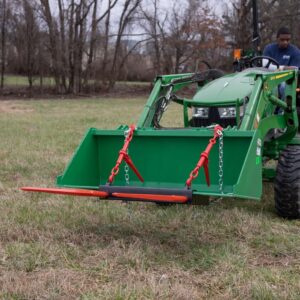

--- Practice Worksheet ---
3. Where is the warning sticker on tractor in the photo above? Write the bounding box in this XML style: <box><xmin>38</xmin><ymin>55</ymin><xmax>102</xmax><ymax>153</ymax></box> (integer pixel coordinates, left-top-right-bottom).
<box><xmin>256</xmin><ymin>138</ymin><xmax>262</xmax><ymax>165</ymax></box>
<box><xmin>256</xmin><ymin>147</ymin><xmax>261</xmax><ymax>156</ymax></box>
<box><xmin>257</xmin><ymin>138</ymin><xmax>262</xmax><ymax>147</ymax></box>
<box><xmin>254</xmin><ymin>113</ymin><xmax>260</xmax><ymax>129</ymax></box>
<box><xmin>256</xmin><ymin>113</ymin><xmax>260</xmax><ymax>123</ymax></box>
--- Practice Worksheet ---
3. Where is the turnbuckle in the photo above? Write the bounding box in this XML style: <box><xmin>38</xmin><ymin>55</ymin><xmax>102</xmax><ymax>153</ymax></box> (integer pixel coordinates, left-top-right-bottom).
<box><xmin>107</xmin><ymin>125</ymin><xmax>144</xmax><ymax>184</ymax></box>
<box><xmin>186</xmin><ymin>125</ymin><xmax>223</xmax><ymax>188</ymax></box>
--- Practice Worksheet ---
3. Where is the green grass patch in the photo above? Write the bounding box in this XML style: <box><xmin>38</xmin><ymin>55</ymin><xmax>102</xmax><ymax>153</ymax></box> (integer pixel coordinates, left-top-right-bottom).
<box><xmin>0</xmin><ymin>98</ymin><xmax>300</xmax><ymax>299</ymax></box>
<box><xmin>2</xmin><ymin>75</ymin><xmax>150</xmax><ymax>88</ymax></box>
<box><xmin>3</xmin><ymin>75</ymin><xmax>55</xmax><ymax>87</ymax></box>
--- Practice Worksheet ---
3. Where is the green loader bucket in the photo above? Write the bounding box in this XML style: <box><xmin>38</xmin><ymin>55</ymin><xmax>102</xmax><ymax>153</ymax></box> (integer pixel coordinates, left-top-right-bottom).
<box><xmin>57</xmin><ymin>126</ymin><xmax>262</xmax><ymax>200</ymax></box>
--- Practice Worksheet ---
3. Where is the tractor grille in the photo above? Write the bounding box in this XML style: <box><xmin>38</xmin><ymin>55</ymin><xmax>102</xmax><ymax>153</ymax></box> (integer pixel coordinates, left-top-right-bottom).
<box><xmin>190</xmin><ymin>107</ymin><xmax>236</xmax><ymax>127</ymax></box>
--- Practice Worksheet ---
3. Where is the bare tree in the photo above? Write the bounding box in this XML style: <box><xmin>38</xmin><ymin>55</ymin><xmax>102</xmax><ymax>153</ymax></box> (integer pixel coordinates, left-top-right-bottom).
<box><xmin>67</xmin><ymin>0</ymin><xmax>94</xmax><ymax>93</ymax></box>
<box><xmin>39</xmin><ymin>0</ymin><xmax>61</xmax><ymax>92</ymax></box>
<box><xmin>58</xmin><ymin>0</ymin><xmax>67</xmax><ymax>90</ymax></box>
<box><xmin>108</xmin><ymin>0</ymin><xmax>142</xmax><ymax>89</ymax></box>
<box><xmin>84</xmin><ymin>0</ymin><xmax>119</xmax><ymax>88</ymax></box>
<box><xmin>139</xmin><ymin>0</ymin><xmax>165</xmax><ymax>74</ymax></box>
<box><xmin>0</xmin><ymin>0</ymin><xmax>6</xmax><ymax>88</ymax></box>
<box><xmin>222</xmin><ymin>0</ymin><xmax>252</xmax><ymax>50</ymax></box>
<box><xmin>2</xmin><ymin>0</ymin><xmax>300</xmax><ymax>95</ymax></box>
<box><xmin>161</xmin><ymin>0</ymin><xmax>224</xmax><ymax>73</ymax></box>
<box><xmin>23</xmin><ymin>0</ymin><xmax>39</xmax><ymax>89</ymax></box>
<box><xmin>9</xmin><ymin>0</ymin><xmax>40</xmax><ymax>91</ymax></box>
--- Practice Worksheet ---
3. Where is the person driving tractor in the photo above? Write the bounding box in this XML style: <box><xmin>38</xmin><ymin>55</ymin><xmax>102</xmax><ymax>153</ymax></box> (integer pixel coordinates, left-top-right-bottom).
<box><xmin>263</xmin><ymin>27</ymin><xmax>300</xmax><ymax>100</ymax></box>
<box><xmin>263</xmin><ymin>27</ymin><xmax>300</xmax><ymax>71</ymax></box>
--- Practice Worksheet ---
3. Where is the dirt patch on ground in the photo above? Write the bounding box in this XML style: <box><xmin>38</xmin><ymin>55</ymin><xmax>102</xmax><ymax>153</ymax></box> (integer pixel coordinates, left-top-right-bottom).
<box><xmin>0</xmin><ymin>102</ymin><xmax>34</xmax><ymax>113</ymax></box>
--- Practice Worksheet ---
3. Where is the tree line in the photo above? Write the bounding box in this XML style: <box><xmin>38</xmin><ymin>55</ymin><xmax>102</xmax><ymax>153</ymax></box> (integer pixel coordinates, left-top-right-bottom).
<box><xmin>1</xmin><ymin>0</ymin><xmax>300</xmax><ymax>94</ymax></box>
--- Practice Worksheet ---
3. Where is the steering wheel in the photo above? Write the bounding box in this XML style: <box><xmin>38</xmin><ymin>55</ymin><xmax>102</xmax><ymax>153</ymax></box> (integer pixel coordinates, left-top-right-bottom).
<box><xmin>249</xmin><ymin>56</ymin><xmax>280</xmax><ymax>69</ymax></box>
<box><xmin>192</xmin><ymin>69</ymin><xmax>225</xmax><ymax>86</ymax></box>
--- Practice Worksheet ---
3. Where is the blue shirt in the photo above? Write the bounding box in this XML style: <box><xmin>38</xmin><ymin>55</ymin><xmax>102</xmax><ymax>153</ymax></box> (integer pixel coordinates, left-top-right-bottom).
<box><xmin>263</xmin><ymin>43</ymin><xmax>300</xmax><ymax>68</ymax></box>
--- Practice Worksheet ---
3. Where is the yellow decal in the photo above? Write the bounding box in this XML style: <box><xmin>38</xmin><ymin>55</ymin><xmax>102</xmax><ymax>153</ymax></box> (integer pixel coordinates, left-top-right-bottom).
<box><xmin>270</xmin><ymin>72</ymin><xmax>292</xmax><ymax>80</ymax></box>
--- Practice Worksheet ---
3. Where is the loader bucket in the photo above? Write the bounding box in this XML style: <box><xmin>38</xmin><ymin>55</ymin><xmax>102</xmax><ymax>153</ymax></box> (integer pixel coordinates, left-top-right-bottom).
<box><xmin>56</xmin><ymin>126</ymin><xmax>262</xmax><ymax>200</ymax></box>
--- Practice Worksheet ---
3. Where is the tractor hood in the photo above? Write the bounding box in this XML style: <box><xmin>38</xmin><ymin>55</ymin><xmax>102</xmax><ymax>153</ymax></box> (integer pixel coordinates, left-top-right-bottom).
<box><xmin>193</xmin><ymin>68</ymin><xmax>270</xmax><ymax>106</ymax></box>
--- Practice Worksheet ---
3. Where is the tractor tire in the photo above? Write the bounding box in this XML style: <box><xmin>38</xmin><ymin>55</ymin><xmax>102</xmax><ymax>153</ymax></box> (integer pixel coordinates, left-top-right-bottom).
<box><xmin>296</xmin><ymin>90</ymin><xmax>300</xmax><ymax>132</ymax></box>
<box><xmin>297</xmin><ymin>107</ymin><xmax>300</xmax><ymax>132</ymax></box>
<box><xmin>274</xmin><ymin>145</ymin><xmax>300</xmax><ymax>219</ymax></box>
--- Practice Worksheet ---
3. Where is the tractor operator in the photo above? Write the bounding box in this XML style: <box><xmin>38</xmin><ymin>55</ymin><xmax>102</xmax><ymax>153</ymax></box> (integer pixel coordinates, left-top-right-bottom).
<box><xmin>263</xmin><ymin>27</ymin><xmax>300</xmax><ymax>71</ymax></box>
<box><xmin>263</xmin><ymin>27</ymin><xmax>300</xmax><ymax>100</ymax></box>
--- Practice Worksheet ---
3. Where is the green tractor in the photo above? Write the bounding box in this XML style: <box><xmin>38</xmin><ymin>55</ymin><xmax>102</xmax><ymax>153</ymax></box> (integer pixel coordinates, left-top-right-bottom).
<box><xmin>22</xmin><ymin>56</ymin><xmax>300</xmax><ymax>218</ymax></box>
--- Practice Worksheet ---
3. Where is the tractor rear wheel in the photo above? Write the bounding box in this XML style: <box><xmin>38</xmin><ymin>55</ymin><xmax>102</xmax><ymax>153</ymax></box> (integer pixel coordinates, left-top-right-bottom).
<box><xmin>274</xmin><ymin>145</ymin><xmax>300</xmax><ymax>218</ymax></box>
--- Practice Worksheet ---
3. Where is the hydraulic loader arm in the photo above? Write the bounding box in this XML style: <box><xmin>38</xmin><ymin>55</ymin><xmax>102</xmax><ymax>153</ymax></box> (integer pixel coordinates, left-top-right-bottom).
<box><xmin>137</xmin><ymin>74</ymin><xmax>195</xmax><ymax>128</ymax></box>
<box><xmin>240</xmin><ymin>69</ymin><xmax>298</xmax><ymax>140</ymax></box>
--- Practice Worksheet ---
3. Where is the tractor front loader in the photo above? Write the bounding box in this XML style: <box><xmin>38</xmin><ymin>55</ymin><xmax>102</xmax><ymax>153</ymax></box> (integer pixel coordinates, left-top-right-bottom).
<box><xmin>22</xmin><ymin>63</ymin><xmax>300</xmax><ymax>218</ymax></box>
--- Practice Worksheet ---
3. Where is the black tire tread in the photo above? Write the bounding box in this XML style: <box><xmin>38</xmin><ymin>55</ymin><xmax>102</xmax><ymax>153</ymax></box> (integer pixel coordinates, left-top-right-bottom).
<box><xmin>274</xmin><ymin>145</ymin><xmax>300</xmax><ymax>219</ymax></box>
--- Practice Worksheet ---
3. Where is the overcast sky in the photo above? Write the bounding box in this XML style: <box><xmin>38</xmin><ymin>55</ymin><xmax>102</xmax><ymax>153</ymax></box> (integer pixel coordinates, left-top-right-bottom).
<box><xmin>48</xmin><ymin>0</ymin><xmax>231</xmax><ymax>35</ymax></box>
<box><xmin>49</xmin><ymin>0</ymin><xmax>230</xmax><ymax>17</ymax></box>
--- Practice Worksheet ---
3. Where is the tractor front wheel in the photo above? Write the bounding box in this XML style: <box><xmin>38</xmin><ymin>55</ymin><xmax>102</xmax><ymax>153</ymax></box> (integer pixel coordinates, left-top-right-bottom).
<box><xmin>274</xmin><ymin>145</ymin><xmax>300</xmax><ymax>218</ymax></box>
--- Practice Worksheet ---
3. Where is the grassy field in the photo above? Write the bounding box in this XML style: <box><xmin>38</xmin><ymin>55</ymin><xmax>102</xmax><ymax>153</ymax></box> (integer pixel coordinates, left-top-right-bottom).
<box><xmin>3</xmin><ymin>76</ymin><xmax>55</xmax><ymax>87</ymax></box>
<box><xmin>2</xmin><ymin>75</ymin><xmax>150</xmax><ymax>88</ymax></box>
<box><xmin>0</xmin><ymin>98</ymin><xmax>300</xmax><ymax>299</ymax></box>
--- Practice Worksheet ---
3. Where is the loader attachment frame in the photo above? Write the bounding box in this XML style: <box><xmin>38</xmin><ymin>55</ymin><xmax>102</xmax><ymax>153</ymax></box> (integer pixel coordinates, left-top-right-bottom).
<box><xmin>22</xmin><ymin>68</ymin><xmax>300</xmax><ymax>203</ymax></box>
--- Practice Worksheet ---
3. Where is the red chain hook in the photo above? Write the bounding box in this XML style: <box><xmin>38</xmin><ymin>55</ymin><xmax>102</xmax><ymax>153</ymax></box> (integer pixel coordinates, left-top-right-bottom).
<box><xmin>186</xmin><ymin>125</ymin><xmax>223</xmax><ymax>188</ymax></box>
<box><xmin>108</xmin><ymin>124</ymin><xmax>144</xmax><ymax>184</ymax></box>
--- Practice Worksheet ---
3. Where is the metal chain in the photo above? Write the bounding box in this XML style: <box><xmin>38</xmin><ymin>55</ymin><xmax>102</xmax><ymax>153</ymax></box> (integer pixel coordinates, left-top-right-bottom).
<box><xmin>218</xmin><ymin>129</ymin><xmax>224</xmax><ymax>194</ymax></box>
<box><xmin>124</xmin><ymin>129</ymin><xmax>130</xmax><ymax>185</ymax></box>
<box><xmin>124</xmin><ymin>158</ymin><xmax>130</xmax><ymax>185</ymax></box>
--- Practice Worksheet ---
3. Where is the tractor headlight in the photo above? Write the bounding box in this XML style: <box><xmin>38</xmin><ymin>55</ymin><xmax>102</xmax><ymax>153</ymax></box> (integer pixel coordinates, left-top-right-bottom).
<box><xmin>218</xmin><ymin>107</ymin><xmax>237</xmax><ymax>118</ymax></box>
<box><xmin>218</xmin><ymin>106</ymin><xmax>245</xmax><ymax>118</ymax></box>
<box><xmin>193</xmin><ymin>107</ymin><xmax>209</xmax><ymax>118</ymax></box>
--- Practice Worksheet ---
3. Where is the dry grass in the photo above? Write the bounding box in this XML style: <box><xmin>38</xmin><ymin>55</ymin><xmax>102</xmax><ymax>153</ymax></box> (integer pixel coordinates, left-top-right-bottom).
<box><xmin>0</xmin><ymin>98</ymin><xmax>300</xmax><ymax>299</ymax></box>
